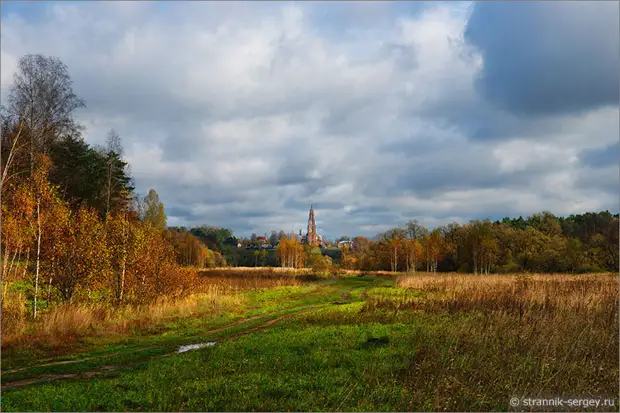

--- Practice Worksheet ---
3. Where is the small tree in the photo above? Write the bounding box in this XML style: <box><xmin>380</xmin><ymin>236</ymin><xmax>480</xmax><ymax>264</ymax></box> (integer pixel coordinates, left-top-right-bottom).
<box><xmin>141</xmin><ymin>189</ymin><xmax>167</xmax><ymax>229</ymax></box>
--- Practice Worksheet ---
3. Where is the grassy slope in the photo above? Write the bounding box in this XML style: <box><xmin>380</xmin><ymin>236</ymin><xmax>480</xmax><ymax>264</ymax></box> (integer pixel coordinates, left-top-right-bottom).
<box><xmin>2</xmin><ymin>275</ymin><xmax>618</xmax><ymax>412</ymax></box>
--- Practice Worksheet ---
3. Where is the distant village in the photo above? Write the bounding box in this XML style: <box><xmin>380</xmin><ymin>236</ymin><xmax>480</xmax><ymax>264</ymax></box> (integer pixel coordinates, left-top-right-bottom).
<box><xmin>237</xmin><ymin>205</ymin><xmax>353</xmax><ymax>250</ymax></box>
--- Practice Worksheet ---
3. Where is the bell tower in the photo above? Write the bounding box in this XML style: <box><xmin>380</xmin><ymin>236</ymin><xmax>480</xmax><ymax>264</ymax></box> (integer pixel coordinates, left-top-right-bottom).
<box><xmin>306</xmin><ymin>204</ymin><xmax>318</xmax><ymax>246</ymax></box>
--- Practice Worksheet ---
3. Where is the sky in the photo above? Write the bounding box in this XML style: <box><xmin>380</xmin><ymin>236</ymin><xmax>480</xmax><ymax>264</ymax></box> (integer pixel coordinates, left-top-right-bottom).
<box><xmin>1</xmin><ymin>1</ymin><xmax>618</xmax><ymax>239</ymax></box>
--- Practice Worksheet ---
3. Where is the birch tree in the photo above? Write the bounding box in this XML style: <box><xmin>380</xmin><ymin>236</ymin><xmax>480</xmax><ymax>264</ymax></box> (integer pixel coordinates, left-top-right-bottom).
<box><xmin>7</xmin><ymin>54</ymin><xmax>85</xmax><ymax>174</ymax></box>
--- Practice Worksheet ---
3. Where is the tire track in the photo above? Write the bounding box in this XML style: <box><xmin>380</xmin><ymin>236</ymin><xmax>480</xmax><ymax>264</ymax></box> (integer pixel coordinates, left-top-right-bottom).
<box><xmin>3</xmin><ymin>307</ymin><xmax>295</xmax><ymax>375</ymax></box>
<box><xmin>3</xmin><ymin>346</ymin><xmax>158</xmax><ymax>375</ymax></box>
<box><xmin>2</xmin><ymin>306</ymin><xmax>323</xmax><ymax>389</ymax></box>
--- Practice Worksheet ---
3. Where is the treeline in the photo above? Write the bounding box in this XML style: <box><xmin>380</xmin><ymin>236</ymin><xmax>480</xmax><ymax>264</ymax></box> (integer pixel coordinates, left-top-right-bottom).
<box><xmin>167</xmin><ymin>227</ymin><xmax>320</xmax><ymax>269</ymax></box>
<box><xmin>339</xmin><ymin>212</ymin><xmax>618</xmax><ymax>273</ymax></box>
<box><xmin>170</xmin><ymin>211</ymin><xmax>619</xmax><ymax>274</ymax></box>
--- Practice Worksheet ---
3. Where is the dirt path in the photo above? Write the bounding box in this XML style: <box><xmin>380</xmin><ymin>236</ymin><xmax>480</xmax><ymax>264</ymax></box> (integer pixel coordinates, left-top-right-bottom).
<box><xmin>2</xmin><ymin>306</ymin><xmax>323</xmax><ymax>389</ymax></box>
<box><xmin>2</xmin><ymin>369</ymin><xmax>118</xmax><ymax>389</ymax></box>
<box><xmin>3</xmin><ymin>347</ymin><xmax>158</xmax><ymax>375</ymax></box>
<box><xmin>3</xmin><ymin>279</ymin><xmax>375</xmax><ymax>389</ymax></box>
<box><xmin>224</xmin><ymin>306</ymin><xmax>320</xmax><ymax>340</ymax></box>
<box><xmin>3</xmin><ymin>308</ymin><xmax>296</xmax><ymax>375</ymax></box>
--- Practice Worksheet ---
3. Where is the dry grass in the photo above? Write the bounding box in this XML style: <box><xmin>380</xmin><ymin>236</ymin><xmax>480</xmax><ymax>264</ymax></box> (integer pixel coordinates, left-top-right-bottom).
<box><xmin>1</xmin><ymin>289</ymin><xmax>28</xmax><ymax>342</ymax></box>
<box><xmin>3</xmin><ymin>289</ymin><xmax>243</xmax><ymax>349</ymax></box>
<box><xmin>2</xmin><ymin>269</ymin><xmax>304</xmax><ymax>349</ymax></box>
<box><xmin>33</xmin><ymin>288</ymin><xmax>244</xmax><ymax>344</ymax></box>
<box><xmin>393</xmin><ymin>272</ymin><xmax>618</xmax><ymax>323</ymax></box>
<box><xmin>378</xmin><ymin>273</ymin><xmax>620</xmax><ymax>408</ymax></box>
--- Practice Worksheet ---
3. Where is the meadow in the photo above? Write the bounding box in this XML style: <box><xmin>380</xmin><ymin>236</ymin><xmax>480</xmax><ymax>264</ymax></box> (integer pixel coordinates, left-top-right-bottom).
<box><xmin>1</xmin><ymin>270</ymin><xmax>618</xmax><ymax>412</ymax></box>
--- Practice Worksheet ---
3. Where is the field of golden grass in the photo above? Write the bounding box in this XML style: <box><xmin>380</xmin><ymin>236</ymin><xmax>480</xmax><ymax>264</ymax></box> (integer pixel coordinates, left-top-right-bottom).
<box><xmin>394</xmin><ymin>272</ymin><xmax>618</xmax><ymax>318</ymax></box>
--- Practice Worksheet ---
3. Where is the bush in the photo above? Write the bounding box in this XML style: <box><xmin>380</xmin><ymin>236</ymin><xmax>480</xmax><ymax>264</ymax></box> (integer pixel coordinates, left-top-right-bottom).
<box><xmin>311</xmin><ymin>255</ymin><xmax>333</xmax><ymax>274</ymax></box>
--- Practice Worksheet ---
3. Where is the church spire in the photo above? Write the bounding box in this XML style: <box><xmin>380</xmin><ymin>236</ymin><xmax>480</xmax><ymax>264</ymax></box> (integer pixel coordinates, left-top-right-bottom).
<box><xmin>306</xmin><ymin>204</ymin><xmax>318</xmax><ymax>246</ymax></box>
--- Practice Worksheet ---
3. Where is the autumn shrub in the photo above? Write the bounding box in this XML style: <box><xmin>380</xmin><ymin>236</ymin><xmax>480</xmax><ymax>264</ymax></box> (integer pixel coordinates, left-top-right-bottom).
<box><xmin>311</xmin><ymin>255</ymin><xmax>333</xmax><ymax>276</ymax></box>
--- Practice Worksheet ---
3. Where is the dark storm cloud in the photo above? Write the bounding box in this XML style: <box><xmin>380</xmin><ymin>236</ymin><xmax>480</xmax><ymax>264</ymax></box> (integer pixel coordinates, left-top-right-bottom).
<box><xmin>465</xmin><ymin>2</ymin><xmax>619</xmax><ymax>117</ymax></box>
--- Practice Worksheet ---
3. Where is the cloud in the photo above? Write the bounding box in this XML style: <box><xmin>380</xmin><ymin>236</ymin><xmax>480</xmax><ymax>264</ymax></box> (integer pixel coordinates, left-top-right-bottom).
<box><xmin>465</xmin><ymin>2</ymin><xmax>619</xmax><ymax>117</ymax></box>
<box><xmin>580</xmin><ymin>143</ymin><xmax>619</xmax><ymax>168</ymax></box>
<box><xmin>1</xmin><ymin>1</ymin><xmax>617</xmax><ymax>238</ymax></box>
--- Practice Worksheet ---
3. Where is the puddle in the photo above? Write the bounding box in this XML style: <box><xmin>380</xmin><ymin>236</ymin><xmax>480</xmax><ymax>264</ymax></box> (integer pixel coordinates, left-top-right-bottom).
<box><xmin>177</xmin><ymin>342</ymin><xmax>216</xmax><ymax>353</ymax></box>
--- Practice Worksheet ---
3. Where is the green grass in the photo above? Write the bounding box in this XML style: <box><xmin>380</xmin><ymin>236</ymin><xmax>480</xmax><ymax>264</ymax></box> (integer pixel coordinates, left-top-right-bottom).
<box><xmin>2</xmin><ymin>275</ymin><xmax>618</xmax><ymax>412</ymax></box>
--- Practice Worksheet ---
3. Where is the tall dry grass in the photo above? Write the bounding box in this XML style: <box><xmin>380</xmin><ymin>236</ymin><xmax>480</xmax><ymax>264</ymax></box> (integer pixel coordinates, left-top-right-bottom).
<box><xmin>384</xmin><ymin>273</ymin><xmax>619</xmax><ymax>407</ymax></box>
<box><xmin>2</xmin><ymin>269</ymin><xmax>304</xmax><ymax>349</ymax></box>
<box><xmin>1</xmin><ymin>289</ymin><xmax>28</xmax><ymax>341</ymax></box>
<box><xmin>393</xmin><ymin>272</ymin><xmax>618</xmax><ymax>323</ymax></box>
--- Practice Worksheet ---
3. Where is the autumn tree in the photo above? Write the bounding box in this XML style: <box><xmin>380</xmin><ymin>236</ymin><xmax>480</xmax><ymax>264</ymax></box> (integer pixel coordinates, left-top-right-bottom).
<box><xmin>405</xmin><ymin>220</ymin><xmax>428</xmax><ymax>272</ymax></box>
<box><xmin>438</xmin><ymin>222</ymin><xmax>461</xmax><ymax>271</ymax></box>
<box><xmin>168</xmin><ymin>230</ymin><xmax>210</xmax><ymax>268</ymax></box>
<box><xmin>141</xmin><ymin>189</ymin><xmax>167</xmax><ymax>229</ymax></box>
<box><xmin>421</xmin><ymin>229</ymin><xmax>446</xmax><ymax>273</ymax></box>
<box><xmin>9</xmin><ymin>155</ymin><xmax>63</xmax><ymax>316</ymax></box>
<box><xmin>479</xmin><ymin>224</ymin><xmax>499</xmax><ymax>274</ymax></box>
<box><xmin>51</xmin><ymin>207</ymin><xmax>107</xmax><ymax>302</ymax></box>
<box><xmin>1</xmin><ymin>173</ymin><xmax>37</xmax><ymax>285</ymax></box>
<box><xmin>340</xmin><ymin>243</ymin><xmax>357</xmax><ymax>270</ymax></box>
<box><xmin>277</xmin><ymin>233</ymin><xmax>304</xmax><ymax>268</ymax></box>
<box><xmin>105</xmin><ymin>199</ymin><xmax>136</xmax><ymax>304</ymax></box>
<box><xmin>381</xmin><ymin>228</ymin><xmax>406</xmax><ymax>272</ymax></box>
<box><xmin>269</xmin><ymin>230</ymin><xmax>279</xmax><ymax>247</ymax></box>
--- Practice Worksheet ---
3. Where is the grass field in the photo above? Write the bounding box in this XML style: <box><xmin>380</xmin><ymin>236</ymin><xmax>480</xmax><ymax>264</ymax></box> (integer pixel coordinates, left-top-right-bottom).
<box><xmin>1</xmin><ymin>272</ymin><xmax>618</xmax><ymax>412</ymax></box>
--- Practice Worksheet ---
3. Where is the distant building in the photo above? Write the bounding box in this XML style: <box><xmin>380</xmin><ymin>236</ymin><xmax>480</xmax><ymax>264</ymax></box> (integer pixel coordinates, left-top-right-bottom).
<box><xmin>337</xmin><ymin>240</ymin><xmax>353</xmax><ymax>248</ymax></box>
<box><xmin>301</xmin><ymin>204</ymin><xmax>323</xmax><ymax>247</ymax></box>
